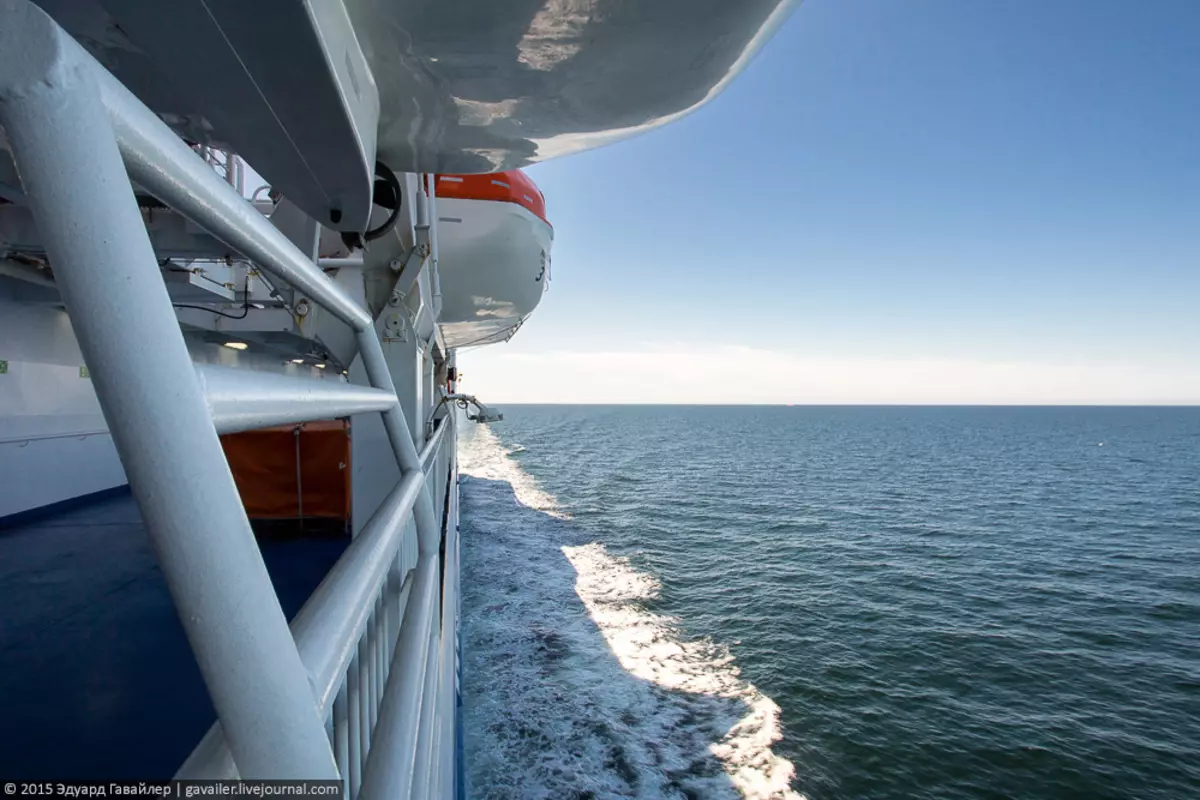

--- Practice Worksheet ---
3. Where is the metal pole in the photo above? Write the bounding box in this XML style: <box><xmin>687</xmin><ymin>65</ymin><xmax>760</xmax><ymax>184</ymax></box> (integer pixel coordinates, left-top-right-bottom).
<box><xmin>410</xmin><ymin>596</ymin><xmax>443</xmax><ymax>799</ymax></box>
<box><xmin>196</xmin><ymin>364</ymin><xmax>397</xmax><ymax>435</ymax></box>
<box><xmin>333</xmin><ymin>683</ymin><xmax>349</xmax><ymax>797</ymax></box>
<box><xmin>359</xmin><ymin>558</ymin><xmax>438</xmax><ymax>799</ymax></box>
<box><xmin>295</xmin><ymin>426</ymin><xmax>305</xmax><ymax>528</ymax></box>
<box><xmin>368</xmin><ymin>603</ymin><xmax>379</xmax><ymax>733</ymax></box>
<box><xmin>386</xmin><ymin>557</ymin><xmax>404</xmax><ymax>664</ymax></box>
<box><xmin>379</xmin><ymin>589</ymin><xmax>389</xmax><ymax>676</ymax></box>
<box><xmin>389</xmin><ymin>569</ymin><xmax>415</xmax><ymax>665</ymax></box>
<box><xmin>358</xmin><ymin>636</ymin><xmax>371</xmax><ymax>774</ymax></box>
<box><xmin>380</xmin><ymin>589</ymin><xmax>391</xmax><ymax>679</ymax></box>
<box><xmin>0</xmin><ymin>1</ymin><xmax>336</xmax><ymax>779</ymax></box>
<box><xmin>347</xmin><ymin>653</ymin><xmax>362</xmax><ymax>798</ymax></box>
<box><xmin>372</xmin><ymin>595</ymin><xmax>384</xmax><ymax>732</ymax></box>
<box><xmin>427</xmin><ymin>174</ymin><xmax>443</xmax><ymax>319</ymax></box>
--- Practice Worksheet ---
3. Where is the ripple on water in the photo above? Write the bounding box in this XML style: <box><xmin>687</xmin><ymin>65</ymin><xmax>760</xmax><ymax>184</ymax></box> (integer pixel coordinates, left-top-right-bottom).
<box><xmin>462</xmin><ymin>406</ymin><xmax>1200</xmax><ymax>799</ymax></box>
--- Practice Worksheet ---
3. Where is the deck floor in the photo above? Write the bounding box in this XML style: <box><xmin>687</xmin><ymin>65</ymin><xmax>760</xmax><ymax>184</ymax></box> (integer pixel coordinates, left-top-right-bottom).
<box><xmin>0</xmin><ymin>490</ymin><xmax>346</xmax><ymax>778</ymax></box>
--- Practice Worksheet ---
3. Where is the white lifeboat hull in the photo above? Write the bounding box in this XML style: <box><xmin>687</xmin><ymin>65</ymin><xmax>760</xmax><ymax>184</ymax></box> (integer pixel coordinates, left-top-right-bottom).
<box><xmin>435</xmin><ymin>196</ymin><xmax>553</xmax><ymax>349</ymax></box>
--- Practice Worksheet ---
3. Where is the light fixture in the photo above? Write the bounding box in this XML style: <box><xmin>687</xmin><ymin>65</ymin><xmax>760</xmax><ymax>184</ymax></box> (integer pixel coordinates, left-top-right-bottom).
<box><xmin>291</xmin><ymin>358</ymin><xmax>304</xmax><ymax>364</ymax></box>
<box><xmin>314</xmin><ymin>363</ymin><xmax>326</xmax><ymax>369</ymax></box>
<box><xmin>223</xmin><ymin>341</ymin><xmax>248</xmax><ymax>351</ymax></box>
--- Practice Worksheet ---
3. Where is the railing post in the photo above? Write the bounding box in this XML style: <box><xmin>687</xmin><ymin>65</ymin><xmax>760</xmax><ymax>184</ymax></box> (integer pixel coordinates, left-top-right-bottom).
<box><xmin>333</xmin><ymin>684</ymin><xmax>350</xmax><ymax>796</ymax></box>
<box><xmin>347</xmin><ymin>654</ymin><xmax>363</xmax><ymax>796</ymax></box>
<box><xmin>0</xmin><ymin>1</ymin><xmax>337</xmax><ymax>779</ymax></box>
<box><xmin>359</xmin><ymin>558</ymin><xmax>440</xmax><ymax>799</ymax></box>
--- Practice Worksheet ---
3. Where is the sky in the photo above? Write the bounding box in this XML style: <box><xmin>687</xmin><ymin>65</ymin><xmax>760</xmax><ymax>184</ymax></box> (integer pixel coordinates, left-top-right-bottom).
<box><xmin>458</xmin><ymin>0</ymin><xmax>1200</xmax><ymax>405</ymax></box>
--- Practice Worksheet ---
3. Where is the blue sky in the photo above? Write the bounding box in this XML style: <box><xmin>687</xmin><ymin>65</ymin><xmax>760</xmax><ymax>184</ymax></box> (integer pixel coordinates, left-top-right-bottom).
<box><xmin>459</xmin><ymin>0</ymin><xmax>1200</xmax><ymax>404</ymax></box>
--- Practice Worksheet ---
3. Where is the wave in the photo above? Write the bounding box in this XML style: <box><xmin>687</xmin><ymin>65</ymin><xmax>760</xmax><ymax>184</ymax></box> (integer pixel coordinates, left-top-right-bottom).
<box><xmin>459</xmin><ymin>424</ymin><xmax>803</xmax><ymax>799</ymax></box>
<box><xmin>459</xmin><ymin>427</ymin><xmax>564</xmax><ymax>517</ymax></box>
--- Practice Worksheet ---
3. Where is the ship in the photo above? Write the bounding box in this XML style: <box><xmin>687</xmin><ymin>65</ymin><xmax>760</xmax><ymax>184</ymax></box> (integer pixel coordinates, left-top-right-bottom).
<box><xmin>0</xmin><ymin>0</ymin><xmax>796</xmax><ymax>795</ymax></box>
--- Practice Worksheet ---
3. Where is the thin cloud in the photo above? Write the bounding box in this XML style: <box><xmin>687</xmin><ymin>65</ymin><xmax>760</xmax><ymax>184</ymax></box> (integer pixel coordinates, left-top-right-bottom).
<box><xmin>459</xmin><ymin>345</ymin><xmax>1200</xmax><ymax>405</ymax></box>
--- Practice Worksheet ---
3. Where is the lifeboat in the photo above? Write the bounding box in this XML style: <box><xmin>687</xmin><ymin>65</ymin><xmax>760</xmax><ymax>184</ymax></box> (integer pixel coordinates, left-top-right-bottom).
<box><xmin>434</xmin><ymin>170</ymin><xmax>553</xmax><ymax>348</ymax></box>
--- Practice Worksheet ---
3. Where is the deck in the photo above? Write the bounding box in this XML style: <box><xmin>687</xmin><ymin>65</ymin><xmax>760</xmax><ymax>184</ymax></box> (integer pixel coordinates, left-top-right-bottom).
<box><xmin>0</xmin><ymin>490</ymin><xmax>347</xmax><ymax>778</ymax></box>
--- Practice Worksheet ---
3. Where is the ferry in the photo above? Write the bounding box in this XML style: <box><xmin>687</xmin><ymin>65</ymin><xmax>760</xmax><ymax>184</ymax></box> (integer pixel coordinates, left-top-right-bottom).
<box><xmin>0</xmin><ymin>0</ymin><xmax>796</xmax><ymax>795</ymax></box>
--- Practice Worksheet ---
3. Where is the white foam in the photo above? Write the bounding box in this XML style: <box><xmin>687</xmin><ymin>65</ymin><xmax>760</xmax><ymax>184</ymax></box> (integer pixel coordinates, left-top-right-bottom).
<box><xmin>459</xmin><ymin>425</ymin><xmax>564</xmax><ymax>517</ymax></box>
<box><xmin>459</xmin><ymin>423</ymin><xmax>805</xmax><ymax>799</ymax></box>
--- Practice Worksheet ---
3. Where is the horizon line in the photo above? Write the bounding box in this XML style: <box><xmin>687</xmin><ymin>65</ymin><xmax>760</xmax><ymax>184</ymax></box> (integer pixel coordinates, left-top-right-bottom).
<box><xmin>475</xmin><ymin>402</ymin><xmax>1200</xmax><ymax>408</ymax></box>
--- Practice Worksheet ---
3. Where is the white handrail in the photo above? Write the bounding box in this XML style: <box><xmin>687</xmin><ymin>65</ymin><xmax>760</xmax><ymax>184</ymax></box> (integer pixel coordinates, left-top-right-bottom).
<box><xmin>358</xmin><ymin>558</ymin><xmax>439</xmax><ymax>799</ymax></box>
<box><xmin>197</xmin><ymin>365</ymin><xmax>397</xmax><ymax>434</ymax></box>
<box><xmin>299</xmin><ymin>419</ymin><xmax>449</xmax><ymax>713</ymax></box>
<box><xmin>177</xmin><ymin>418</ymin><xmax>451</xmax><ymax>781</ymax></box>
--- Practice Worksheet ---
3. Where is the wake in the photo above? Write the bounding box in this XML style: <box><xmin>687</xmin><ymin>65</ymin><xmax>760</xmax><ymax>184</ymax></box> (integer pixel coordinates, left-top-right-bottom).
<box><xmin>459</xmin><ymin>424</ymin><xmax>803</xmax><ymax>800</ymax></box>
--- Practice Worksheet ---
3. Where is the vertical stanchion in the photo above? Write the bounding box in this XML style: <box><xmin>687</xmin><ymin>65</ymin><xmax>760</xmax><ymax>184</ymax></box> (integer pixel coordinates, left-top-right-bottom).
<box><xmin>368</xmin><ymin>604</ymin><xmax>379</xmax><ymax>733</ymax></box>
<box><xmin>347</xmin><ymin>652</ymin><xmax>362</xmax><ymax>798</ymax></box>
<box><xmin>358</xmin><ymin>636</ymin><xmax>371</xmax><ymax>772</ymax></box>
<box><xmin>333</xmin><ymin>683</ymin><xmax>349</xmax><ymax>796</ymax></box>
<box><xmin>373</xmin><ymin>595</ymin><xmax>384</xmax><ymax>731</ymax></box>
<box><xmin>295</xmin><ymin>425</ymin><xmax>305</xmax><ymax>529</ymax></box>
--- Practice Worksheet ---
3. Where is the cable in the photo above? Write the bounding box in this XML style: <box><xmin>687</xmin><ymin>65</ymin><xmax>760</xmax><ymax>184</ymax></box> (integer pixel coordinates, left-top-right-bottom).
<box><xmin>170</xmin><ymin>268</ymin><xmax>252</xmax><ymax>319</ymax></box>
<box><xmin>253</xmin><ymin>269</ymin><xmax>301</xmax><ymax>319</ymax></box>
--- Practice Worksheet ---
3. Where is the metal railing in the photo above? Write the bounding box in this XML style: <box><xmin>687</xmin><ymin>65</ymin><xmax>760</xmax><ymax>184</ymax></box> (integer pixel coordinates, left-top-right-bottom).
<box><xmin>0</xmin><ymin>2</ymin><xmax>457</xmax><ymax>795</ymax></box>
<box><xmin>179</xmin><ymin>414</ymin><xmax>456</xmax><ymax>797</ymax></box>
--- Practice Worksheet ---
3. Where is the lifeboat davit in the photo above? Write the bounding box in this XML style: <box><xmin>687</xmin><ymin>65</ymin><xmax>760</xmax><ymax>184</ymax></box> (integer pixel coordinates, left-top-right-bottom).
<box><xmin>434</xmin><ymin>171</ymin><xmax>553</xmax><ymax>348</ymax></box>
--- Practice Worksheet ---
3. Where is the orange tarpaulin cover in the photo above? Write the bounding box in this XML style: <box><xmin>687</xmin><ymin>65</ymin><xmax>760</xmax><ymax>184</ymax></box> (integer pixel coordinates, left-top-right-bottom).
<box><xmin>221</xmin><ymin>420</ymin><xmax>350</xmax><ymax>521</ymax></box>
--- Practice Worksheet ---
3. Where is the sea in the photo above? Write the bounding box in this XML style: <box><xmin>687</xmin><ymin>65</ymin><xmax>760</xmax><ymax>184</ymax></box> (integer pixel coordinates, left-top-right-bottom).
<box><xmin>457</xmin><ymin>406</ymin><xmax>1200</xmax><ymax>800</ymax></box>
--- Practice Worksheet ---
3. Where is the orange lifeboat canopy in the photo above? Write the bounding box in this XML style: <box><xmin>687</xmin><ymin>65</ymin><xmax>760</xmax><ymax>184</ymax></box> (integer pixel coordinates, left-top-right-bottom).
<box><xmin>434</xmin><ymin>170</ymin><xmax>548</xmax><ymax>226</ymax></box>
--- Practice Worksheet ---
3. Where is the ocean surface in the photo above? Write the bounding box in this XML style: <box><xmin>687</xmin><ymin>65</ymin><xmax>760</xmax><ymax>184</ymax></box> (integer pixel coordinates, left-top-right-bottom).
<box><xmin>457</xmin><ymin>406</ymin><xmax>1200</xmax><ymax>800</ymax></box>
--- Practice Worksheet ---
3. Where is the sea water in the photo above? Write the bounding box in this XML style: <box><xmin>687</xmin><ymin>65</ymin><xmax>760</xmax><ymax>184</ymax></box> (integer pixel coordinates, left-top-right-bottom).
<box><xmin>458</xmin><ymin>406</ymin><xmax>1200</xmax><ymax>799</ymax></box>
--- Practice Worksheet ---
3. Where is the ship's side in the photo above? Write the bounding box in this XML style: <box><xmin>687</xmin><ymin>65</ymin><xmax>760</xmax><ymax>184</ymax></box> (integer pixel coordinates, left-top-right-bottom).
<box><xmin>0</xmin><ymin>0</ymin><xmax>795</xmax><ymax>793</ymax></box>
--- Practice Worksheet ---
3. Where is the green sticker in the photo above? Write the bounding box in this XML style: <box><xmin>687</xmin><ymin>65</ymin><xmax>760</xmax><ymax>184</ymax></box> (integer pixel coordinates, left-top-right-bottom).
<box><xmin>79</xmin><ymin>365</ymin><xmax>90</xmax><ymax>378</ymax></box>
<box><xmin>0</xmin><ymin>360</ymin><xmax>7</xmax><ymax>374</ymax></box>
